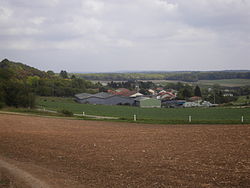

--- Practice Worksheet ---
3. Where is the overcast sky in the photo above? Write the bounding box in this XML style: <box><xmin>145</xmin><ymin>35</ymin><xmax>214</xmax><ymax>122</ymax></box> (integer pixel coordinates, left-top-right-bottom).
<box><xmin>0</xmin><ymin>0</ymin><xmax>250</xmax><ymax>72</ymax></box>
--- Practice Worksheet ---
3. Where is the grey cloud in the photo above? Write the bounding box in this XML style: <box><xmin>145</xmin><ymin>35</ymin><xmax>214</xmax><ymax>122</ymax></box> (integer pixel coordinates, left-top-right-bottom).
<box><xmin>177</xmin><ymin>0</ymin><xmax>250</xmax><ymax>29</ymax></box>
<box><xmin>0</xmin><ymin>0</ymin><xmax>249</xmax><ymax>72</ymax></box>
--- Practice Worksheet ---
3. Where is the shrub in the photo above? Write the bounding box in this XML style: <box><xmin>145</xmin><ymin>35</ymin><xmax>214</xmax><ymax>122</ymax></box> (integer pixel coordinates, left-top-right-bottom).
<box><xmin>0</xmin><ymin>101</ymin><xmax>5</xmax><ymax>109</ymax></box>
<box><xmin>59</xmin><ymin>109</ymin><xmax>73</xmax><ymax>116</ymax></box>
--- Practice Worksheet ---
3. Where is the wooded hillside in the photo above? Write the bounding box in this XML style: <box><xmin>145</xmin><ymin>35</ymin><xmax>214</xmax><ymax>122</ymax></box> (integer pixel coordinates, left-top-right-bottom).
<box><xmin>0</xmin><ymin>59</ymin><xmax>49</xmax><ymax>79</ymax></box>
<box><xmin>0</xmin><ymin>59</ymin><xmax>97</xmax><ymax>108</ymax></box>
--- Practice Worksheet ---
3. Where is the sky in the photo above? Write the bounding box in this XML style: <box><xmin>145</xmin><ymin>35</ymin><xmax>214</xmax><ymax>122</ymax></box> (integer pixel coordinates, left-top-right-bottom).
<box><xmin>0</xmin><ymin>0</ymin><xmax>250</xmax><ymax>73</ymax></box>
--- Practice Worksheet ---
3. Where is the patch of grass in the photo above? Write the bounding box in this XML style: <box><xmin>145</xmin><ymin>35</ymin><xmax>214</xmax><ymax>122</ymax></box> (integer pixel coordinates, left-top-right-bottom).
<box><xmin>232</xmin><ymin>96</ymin><xmax>250</xmax><ymax>106</ymax></box>
<box><xmin>0</xmin><ymin>102</ymin><xmax>5</xmax><ymax>109</ymax></box>
<box><xmin>1</xmin><ymin>107</ymin><xmax>65</xmax><ymax>117</ymax></box>
<box><xmin>197</xmin><ymin>79</ymin><xmax>250</xmax><ymax>87</ymax></box>
<box><xmin>58</xmin><ymin>109</ymin><xmax>73</xmax><ymax>117</ymax></box>
<box><xmin>151</xmin><ymin>79</ymin><xmax>250</xmax><ymax>87</ymax></box>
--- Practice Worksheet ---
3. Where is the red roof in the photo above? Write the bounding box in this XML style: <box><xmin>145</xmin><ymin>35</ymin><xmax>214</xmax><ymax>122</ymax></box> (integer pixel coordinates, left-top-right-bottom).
<box><xmin>158</xmin><ymin>91</ymin><xmax>175</xmax><ymax>97</ymax></box>
<box><xmin>108</xmin><ymin>88</ymin><xmax>137</xmax><ymax>97</ymax></box>
<box><xmin>156</xmin><ymin>87</ymin><xmax>164</xmax><ymax>91</ymax></box>
<box><xmin>189</xmin><ymin>96</ymin><xmax>202</xmax><ymax>101</ymax></box>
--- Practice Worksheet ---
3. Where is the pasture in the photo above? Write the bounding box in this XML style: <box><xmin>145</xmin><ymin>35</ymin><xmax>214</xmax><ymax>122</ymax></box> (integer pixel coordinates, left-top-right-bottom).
<box><xmin>197</xmin><ymin>79</ymin><xmax>250</xmax><ymax>87</ymax></box>
<box><xmin>37</xmin><ymin>97</ymin><xmax>250</xmax><ymax>124</ymax></box>
<box><xmin>155</xmin><ymin>79</ymin><xmax>250</xmax><ymax>87</ymax></box>
<box><xmin>91</xmin><ymin>79</ymin><xmax>250</xmax><ymax>88</ymax></box>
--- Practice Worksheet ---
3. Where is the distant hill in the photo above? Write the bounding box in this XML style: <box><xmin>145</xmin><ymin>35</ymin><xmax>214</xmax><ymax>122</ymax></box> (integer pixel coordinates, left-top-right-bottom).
<box><xmin>75</xmin><ymin>70</ymin><xmax>250</xmax><ymax>82</ymax></box>
<box><xmin>0</xmin><ymin>59</ymin><xmax>49</xmax><ymax>79</ymax></box>
<box><xmin>1</xmin><ymin>58</ymin><xmax>250</xmax><ymax>82</ymax></box>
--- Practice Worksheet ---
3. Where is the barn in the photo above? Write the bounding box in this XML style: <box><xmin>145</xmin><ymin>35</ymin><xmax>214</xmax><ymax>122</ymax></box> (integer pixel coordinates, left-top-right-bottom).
<box><xmin>135</xmin><ymin>97</ymin><xmax>161</xmax><ymax>108</ymax></box>
<box><xmin>75</xmin><ymin>92</ymin><xmax>134</xmax><ymax>106</ymax></box>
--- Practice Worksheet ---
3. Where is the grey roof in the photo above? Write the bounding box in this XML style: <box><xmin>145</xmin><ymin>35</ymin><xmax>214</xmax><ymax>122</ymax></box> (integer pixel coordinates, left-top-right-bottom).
<box><xmin>75</xmin><ymin>93</ymin><xmax>92</xmax><ymax>99</ymax></box>
<box><xmin>135</xmin><ymin>97</ymin><xmax>151</xmax><ymax>101</ymax></box>
<box><xmin>93</xmin><ymin>92</ymin><xmax>114</xmax><ymax>98</ymax></box>
<box><xmin>75</xmin><ymin>92</ymin><xmax>114</xmax><ymax>100</ymax></box>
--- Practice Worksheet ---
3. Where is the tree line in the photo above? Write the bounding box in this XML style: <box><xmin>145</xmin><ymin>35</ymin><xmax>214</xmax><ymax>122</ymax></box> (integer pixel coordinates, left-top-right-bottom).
<box><xmin>76</xmin><ymin>71</ymin><xmax>250</xmax><ymax>82</ymax></box>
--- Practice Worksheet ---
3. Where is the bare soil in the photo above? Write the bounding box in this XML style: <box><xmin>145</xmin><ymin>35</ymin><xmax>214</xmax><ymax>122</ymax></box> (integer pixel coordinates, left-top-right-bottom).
<box><xmin>0</xmin><ymin>114</ymin><xmax>250</xmax><ymax>187</ymax></box>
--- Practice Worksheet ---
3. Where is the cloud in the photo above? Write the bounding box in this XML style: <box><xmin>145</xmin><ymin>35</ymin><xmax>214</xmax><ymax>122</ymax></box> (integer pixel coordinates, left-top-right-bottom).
<box><xmin>177</xmin><ymin>0</ymin><xmax>250</xmax><ymax>29</ymax></box>
<box><xmin>0</xmin><ymin>0</ymin><xmax>249</xmax><ymax>71</ymax></box>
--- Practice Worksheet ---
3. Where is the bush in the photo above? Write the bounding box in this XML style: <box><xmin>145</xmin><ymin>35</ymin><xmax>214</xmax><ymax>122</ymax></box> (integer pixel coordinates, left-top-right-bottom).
<box><xmin>59</xmin><ymin>109</ymin><xmax>73</xmax><ymax>116</ymax></box>
<box><xmin>0</xmin><ymin>101</ymin><xmax>5</xmax><ymax>109</ymax></box>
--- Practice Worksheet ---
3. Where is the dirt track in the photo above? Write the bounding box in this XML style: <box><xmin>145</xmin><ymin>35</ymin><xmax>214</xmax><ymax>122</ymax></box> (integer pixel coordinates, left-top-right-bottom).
<box><xmin>0</xmin><ymin>114</ymin><xmax>250</xmax><ymax>187</ymax></box>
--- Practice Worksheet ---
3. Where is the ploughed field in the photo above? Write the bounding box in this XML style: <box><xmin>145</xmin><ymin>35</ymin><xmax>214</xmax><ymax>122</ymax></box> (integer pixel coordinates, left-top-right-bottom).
<box><xmin>0</xmin><ymin>114</ymin><xmax>249</xmax><ymax>187</ymax></box>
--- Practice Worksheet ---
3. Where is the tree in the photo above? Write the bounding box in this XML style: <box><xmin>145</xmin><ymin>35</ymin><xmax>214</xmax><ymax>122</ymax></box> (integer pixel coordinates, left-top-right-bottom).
<box><xmin>3</xmin><ymin>80</ymin><xmax>36</xmax><ymax>108</ymax></box>
<box><xmin>47</xmin><ymin>70</ymin><xmax>55</xmax><ymax>76</ymax></box>
<box><xmin>0</xmin><ymin>83</ymin><xmax>5</xmax><ymax>108</ymax></box>
<box><xmin>182</xmin><ymin>88</ymin><xmax>192</xmax><ymax>98</ymax></box>
<box><xmin>194</xmin><ymin>85</ymin><xmax>202</xmax><ymax>97</ymax></box>
<box><xmin>178</xmin><ymin>87</ymin><xmax>192</xmax><ymax>99</ymax></box>
<box><xmin>59</xmin><ymin>70</ymin><xmax>68</xmax><ymax>79</ymax></box>
<box><xmin>139</xmin><ymin>88</ymin><xmax>149</xmax><ymax>95</ymax></box>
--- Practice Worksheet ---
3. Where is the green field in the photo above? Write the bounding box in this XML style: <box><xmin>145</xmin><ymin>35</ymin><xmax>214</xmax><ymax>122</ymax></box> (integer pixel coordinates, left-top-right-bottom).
<box><xmin>37</xmin><ymin>97</ymin><xmax>250</xmax><ymax>124</ymax></box>
<box><xmin>232</xmin><ymin>96</ymin><xmax>250</xmax><ymax>106</ymax></box>
<box><xmin>154</xmin><ymin>79</ymin><xmax>250</xmax><ymax>87</ymax></box>
<box><xmin>197</xmin><ymin>79</ymin><xmax>250</xmax><ymax>87</ymax></box>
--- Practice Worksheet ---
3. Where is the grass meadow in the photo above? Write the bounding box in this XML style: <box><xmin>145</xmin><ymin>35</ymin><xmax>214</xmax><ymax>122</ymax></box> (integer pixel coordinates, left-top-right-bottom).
<box><xmin>197</xmin><ymin>79</ymin><xmax>250</xmax><ymax>87</ymax></box>
<box><xmin>156</xmin><ymin>79</ymin><xmax>250</xmax><ymax>87</ymax></box>
<box><xmin>37</xmin><ymin>96</ymin><xmax>250</xmax><ymax>124</ymax></box>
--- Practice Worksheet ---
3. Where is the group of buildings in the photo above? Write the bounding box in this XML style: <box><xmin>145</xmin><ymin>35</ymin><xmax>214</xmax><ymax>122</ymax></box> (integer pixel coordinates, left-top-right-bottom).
<box><xmin>75</xmin><ymin>88</ymin><xmax>214</xmax><ymax>108</ymax></box>
<box><xmin>75</xmin><ymin>88</ymin><xmax>161</xmax><ymax>108</ymax></box>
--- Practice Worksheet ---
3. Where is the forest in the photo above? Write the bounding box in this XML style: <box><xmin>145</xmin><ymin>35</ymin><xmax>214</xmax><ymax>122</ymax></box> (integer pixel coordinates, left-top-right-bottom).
<box><xmin>0</xmin><ymin>59</ymin><xmax>98</xmax><ymax>108</ymax></box>
<box><xmin>77</xmin><ymin>71</ymin><xmax>250</xmax><ymax>82</ymax></box>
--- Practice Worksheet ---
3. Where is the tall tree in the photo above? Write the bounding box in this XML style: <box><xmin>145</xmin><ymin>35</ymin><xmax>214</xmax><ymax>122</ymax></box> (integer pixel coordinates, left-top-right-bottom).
<box><xmin>47</xmin><ymin>70</ymin><xmax>55</xmax><ymax>76</ymax></box>
<box><xmin>194</xmin><ymin>85</ymin><xmax>202</xmax><ymax>97</ymax></box>
<box><xmin>59</xmin><ymin>70</ymin><xmax>68</xmax><ymax>79</ymax></box>
<box><xmin>182</xmin><ymin>88</ymin><xmax>192</xmax><ymax>98</ymax></box>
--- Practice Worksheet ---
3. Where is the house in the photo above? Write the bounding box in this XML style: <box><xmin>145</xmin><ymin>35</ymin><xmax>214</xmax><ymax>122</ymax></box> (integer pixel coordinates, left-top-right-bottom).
<box><xmin>201</xmin><ymin>101</ymin><xmax>213</xmax><ymax>107</ymax></box>
<box><xmin>160</xmin><ymin>92</ymin><xmax>176</xmax><ymax>100</ymax></box>
<box><xmin>148</xmin><ymin>89</ymin><xmax>156</xmax><ymax>95</ymax></box>
<box><xmin>75</xmin><ymin>92</ymin><xmax>134</xmax><ymax>106</ymax></box>
<box><xmin>135</xmin><ymin>97</ymin><xmax>161</xmax><ymax>108</ymax></box>
<box><xmin>223</xmin><ymin>93</ymin><xmax>234</xmax><ymax>97</ymax></box>
<box><xmin>156</xmin><ymin>90</ymin><xmax>176</xmax><ymax>100</ymax></box>
<box><xmin>130</xmin><ymin>92</ymin><xmax>144</xmax><ymax>98</ymax></box>
<box><xmin>156</xmin><ymin>87</ymin><xmax>164</xmax><ymax>92</ymax></box>
<box><xmin>158</xmin><ymin>90</ymin><xmax>166</xmax><ymax>95</ymax></box>
<box><xmin>108</xmin><ymin>88</ymin><xmax>137</xmax><ymax>97</ymax></box>
<box><xmin>166</xmin><ymin>89</ymin><xmax>178</xmax><ymax>95</ymax></box>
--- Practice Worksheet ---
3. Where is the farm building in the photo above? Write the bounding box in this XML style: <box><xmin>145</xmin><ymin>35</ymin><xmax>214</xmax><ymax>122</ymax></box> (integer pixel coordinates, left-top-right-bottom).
<box><xmin>158</xmin><ymin>92</ymin><xmax>176</xmax><ymax>100</ymax></box>
<box><xmin>201</xmin><ymin>101</ymin><xmax>213</xmax><ymax>107</ymax></box>
<box><xmin>130</xmin><ymin>92</ymin><xmax>143</xmax><ymax>98</ymax></box>
<box><xmin>135</xmin><ymin>97</ymin><xmax>161</xmax><ymax>108</ymax></box>
<box><xmin>162</xmin><ymin>100</ymin><xmax>186</xmax><ymax>108</ymax></box>
<box><xmin>75</xmin><ymin>92</ymin><xmax>134</xmax><ymax>106</ymax></box>
<box><xmin>183</xmin><ymin>102</ymin><xmax>201</xmax><ymax>108</ymax></box>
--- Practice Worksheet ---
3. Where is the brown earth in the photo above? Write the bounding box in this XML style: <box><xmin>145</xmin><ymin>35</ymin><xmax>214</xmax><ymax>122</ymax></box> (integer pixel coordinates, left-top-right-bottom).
<box><xmin>0</xmin><ymin>114</ymin><xmax>250</xmax><ymax>188</ymax></box>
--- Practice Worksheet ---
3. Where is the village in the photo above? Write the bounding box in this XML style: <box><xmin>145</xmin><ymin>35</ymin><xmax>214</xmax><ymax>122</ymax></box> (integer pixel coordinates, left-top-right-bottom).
<box><xmin>75</xmin><ymin>87</ymin><xmax>216</xmax><ymax>108</ymax></box>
